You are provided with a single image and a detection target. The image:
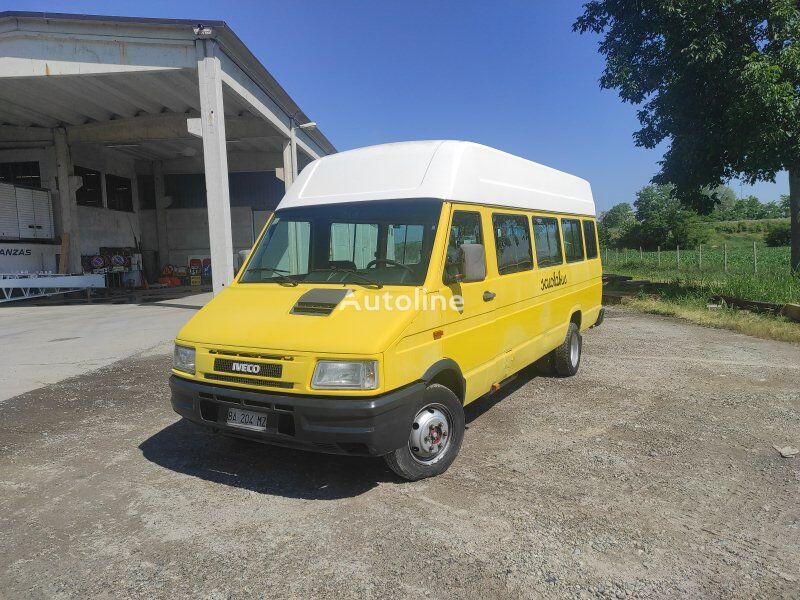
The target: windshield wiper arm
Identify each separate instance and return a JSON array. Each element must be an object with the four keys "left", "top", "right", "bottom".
[
  {"left": 246, "top": 267, "right": 298, "bottom": 286},
  {"left": 311, "top": 267, "right": 383, "bottom": 289}
]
